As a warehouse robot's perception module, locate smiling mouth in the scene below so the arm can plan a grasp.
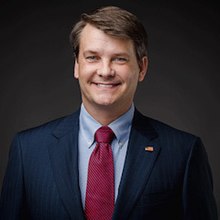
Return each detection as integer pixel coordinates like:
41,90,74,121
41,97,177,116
93,83,120,88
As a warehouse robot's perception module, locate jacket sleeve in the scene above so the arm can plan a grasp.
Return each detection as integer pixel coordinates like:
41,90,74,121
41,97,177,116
0,134,29,220
182,137,218,220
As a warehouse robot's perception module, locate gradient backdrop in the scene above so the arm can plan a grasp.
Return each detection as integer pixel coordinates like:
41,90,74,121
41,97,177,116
1,0,220,215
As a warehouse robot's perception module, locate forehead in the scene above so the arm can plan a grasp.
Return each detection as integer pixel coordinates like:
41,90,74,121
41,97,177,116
79,24,135,55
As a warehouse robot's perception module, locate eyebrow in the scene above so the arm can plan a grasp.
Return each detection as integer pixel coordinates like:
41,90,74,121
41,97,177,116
83,50,130,57
83,50,98,54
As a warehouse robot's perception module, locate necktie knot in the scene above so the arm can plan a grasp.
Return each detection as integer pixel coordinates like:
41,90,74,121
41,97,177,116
95,126,115,144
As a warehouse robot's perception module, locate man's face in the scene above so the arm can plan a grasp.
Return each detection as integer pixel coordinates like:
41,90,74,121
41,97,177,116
74,24,148,115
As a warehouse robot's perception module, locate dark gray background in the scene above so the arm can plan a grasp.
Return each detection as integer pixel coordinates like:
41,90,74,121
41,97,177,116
1,0,220,214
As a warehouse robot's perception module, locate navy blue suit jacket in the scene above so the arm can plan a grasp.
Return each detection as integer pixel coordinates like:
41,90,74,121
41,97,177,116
0,109,218,219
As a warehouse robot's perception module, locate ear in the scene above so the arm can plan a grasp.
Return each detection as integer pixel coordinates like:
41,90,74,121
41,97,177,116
74,60,79,79
138,56,148,82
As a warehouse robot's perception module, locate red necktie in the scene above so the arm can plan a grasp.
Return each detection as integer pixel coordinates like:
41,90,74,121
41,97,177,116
85,126,115,220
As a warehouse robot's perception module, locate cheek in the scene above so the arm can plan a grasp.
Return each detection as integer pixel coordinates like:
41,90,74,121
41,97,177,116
125,72,140,91
126,70,140,84
77,63,97,79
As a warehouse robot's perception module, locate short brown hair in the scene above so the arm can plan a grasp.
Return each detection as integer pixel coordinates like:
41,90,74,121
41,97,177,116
69,6,148,64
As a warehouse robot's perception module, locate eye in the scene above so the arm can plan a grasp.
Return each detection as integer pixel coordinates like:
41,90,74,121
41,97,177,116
86,56,99,62
112,57,128,64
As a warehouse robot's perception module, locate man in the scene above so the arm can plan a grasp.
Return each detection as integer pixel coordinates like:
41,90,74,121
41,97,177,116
0,6,218,220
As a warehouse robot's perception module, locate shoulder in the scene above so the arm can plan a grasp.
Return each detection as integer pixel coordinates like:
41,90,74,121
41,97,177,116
133,109,200,145
133,110,206,162
14,109,80,143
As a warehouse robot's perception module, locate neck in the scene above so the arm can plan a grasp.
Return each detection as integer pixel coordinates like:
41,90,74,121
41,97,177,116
83,103,132,125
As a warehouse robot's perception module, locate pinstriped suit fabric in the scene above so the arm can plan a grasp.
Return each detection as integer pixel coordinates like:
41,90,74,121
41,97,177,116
0,110,218,220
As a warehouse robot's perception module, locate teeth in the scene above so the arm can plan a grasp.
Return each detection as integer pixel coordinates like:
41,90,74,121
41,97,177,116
97,84,114,88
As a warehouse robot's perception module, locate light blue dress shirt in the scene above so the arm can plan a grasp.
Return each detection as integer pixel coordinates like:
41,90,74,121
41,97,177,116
78,104,134,208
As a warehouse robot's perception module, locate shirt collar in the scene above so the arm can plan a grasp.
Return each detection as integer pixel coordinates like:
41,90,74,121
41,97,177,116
108,104,134,146
79,103,134,148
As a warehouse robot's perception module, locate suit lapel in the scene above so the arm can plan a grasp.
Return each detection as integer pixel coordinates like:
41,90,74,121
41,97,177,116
48,110,85,220
47,109,160,220
113,110,161,220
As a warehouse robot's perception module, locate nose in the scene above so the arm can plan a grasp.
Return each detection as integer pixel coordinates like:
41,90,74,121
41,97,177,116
97,59,115,77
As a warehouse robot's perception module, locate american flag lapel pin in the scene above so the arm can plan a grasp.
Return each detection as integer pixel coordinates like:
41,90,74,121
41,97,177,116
145,146,154,152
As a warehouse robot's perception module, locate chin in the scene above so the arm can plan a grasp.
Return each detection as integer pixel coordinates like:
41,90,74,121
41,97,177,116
92,99,117,108
96,101,115,107
94,96,116,106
